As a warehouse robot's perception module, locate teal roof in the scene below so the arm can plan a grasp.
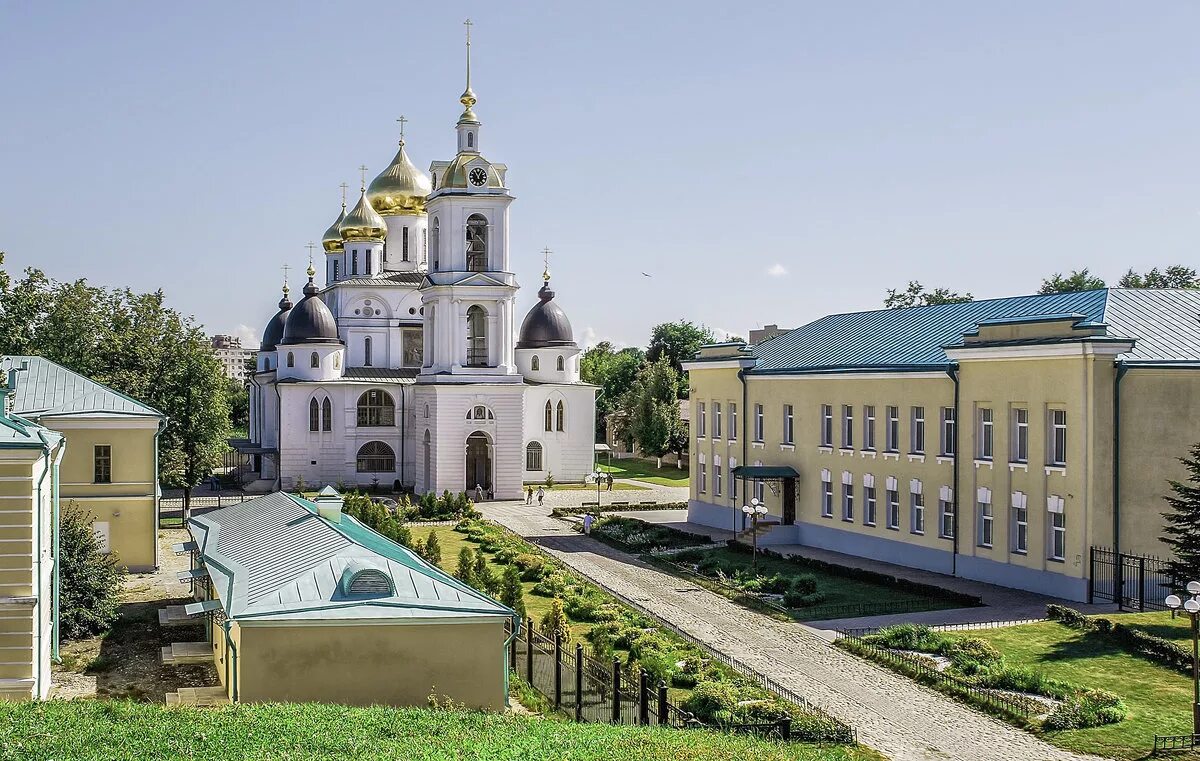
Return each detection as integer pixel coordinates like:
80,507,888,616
188,491,515,623
5,356,163,419
0,410,61,449
751,289,1200,373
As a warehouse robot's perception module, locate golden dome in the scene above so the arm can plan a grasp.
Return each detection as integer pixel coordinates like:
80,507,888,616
321,204,346,253
367,141,431,216
340,188,388,242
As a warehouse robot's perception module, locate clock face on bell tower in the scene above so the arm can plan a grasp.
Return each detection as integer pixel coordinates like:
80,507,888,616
469,167,487,186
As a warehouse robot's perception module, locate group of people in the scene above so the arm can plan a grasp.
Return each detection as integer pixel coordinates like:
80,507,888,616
524,485,546,506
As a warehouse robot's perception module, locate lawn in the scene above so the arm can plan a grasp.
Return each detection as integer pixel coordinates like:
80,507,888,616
1105,609,1192,646
0,701,883,761
599,459,689,487
956,620,1196,759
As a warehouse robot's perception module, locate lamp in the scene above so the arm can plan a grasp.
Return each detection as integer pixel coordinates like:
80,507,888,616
1166,583,1200,733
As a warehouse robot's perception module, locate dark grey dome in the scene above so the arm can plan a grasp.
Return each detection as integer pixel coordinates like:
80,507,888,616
260,290,294,351
517,282,577,349
280,279,340,345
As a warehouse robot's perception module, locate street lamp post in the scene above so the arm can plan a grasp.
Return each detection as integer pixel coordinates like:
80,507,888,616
741,498,768,575
1166,580,1200,735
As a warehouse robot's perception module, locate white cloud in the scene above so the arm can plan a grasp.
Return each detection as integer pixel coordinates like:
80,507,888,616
581,326,629,350
231,324,258,348
766,263,788,277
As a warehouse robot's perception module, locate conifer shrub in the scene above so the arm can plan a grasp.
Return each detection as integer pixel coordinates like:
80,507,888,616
455,547,476,587
500,564,526,619
539,597,570,642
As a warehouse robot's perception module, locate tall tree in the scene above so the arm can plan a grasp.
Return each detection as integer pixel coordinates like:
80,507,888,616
621,358,686,468
884,281,973,309
646,321,714,379
580,342,644,442
1038,269,1106,294
1118,265,1200,289
1161,443,1200,584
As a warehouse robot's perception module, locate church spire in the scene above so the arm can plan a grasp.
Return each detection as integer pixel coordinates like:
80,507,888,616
459,19,478,125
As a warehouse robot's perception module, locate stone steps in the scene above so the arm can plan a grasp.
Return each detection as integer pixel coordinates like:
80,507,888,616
157,605,195,627
165,686,228,706
160,641,211,665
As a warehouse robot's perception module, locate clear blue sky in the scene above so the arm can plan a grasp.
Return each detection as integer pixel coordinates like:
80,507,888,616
2,2,1197,348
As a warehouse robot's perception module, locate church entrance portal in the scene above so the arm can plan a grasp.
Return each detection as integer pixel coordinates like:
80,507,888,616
465,432,492,493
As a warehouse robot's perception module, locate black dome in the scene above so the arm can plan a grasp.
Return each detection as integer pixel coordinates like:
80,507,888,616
260,291,294,351
517,282,577,349
280,280,340,345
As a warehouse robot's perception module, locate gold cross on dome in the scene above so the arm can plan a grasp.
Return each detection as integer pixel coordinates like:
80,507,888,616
305,242,317,262
339,182,349,205
541,247,552,282
396,115,408,142
358,164,369,189
281,263,291,287
464,18,473,43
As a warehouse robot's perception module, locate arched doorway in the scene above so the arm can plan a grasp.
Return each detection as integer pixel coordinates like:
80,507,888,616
465,431,491,493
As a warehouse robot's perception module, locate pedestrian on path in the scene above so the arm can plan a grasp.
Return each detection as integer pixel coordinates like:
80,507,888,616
475,483,484,503
582,512,595,535
606,473,614,491
525,486,533,505
536,486,545,506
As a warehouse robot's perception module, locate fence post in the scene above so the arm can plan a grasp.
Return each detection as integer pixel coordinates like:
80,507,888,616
553,632,562,710
1116,552,1125,611
574,643,583,722
1087,546,1095,604
1139,556,1147,612
611,657,621,724
638,669,649,725
658,680,668,726
510,622,518,670
525,617,534,685
780,715,791,742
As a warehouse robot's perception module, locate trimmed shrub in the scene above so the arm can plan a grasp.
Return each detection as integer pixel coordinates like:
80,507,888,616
513,553,548,581
1044,689,1128,730
781,590,826,608
500,564,526,619
863,624,947,652
942,638,1003,675
789,574,819,595
454,547,476,587
681,680,742,724
540,598,570,642
973,665,1073,700
1046,604,1094,630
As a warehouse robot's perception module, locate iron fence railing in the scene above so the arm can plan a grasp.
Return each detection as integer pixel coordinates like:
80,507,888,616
837,618,1047,639
1089,546,1177,611
1154,733,1200,752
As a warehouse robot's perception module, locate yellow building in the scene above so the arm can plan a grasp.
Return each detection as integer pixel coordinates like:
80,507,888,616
184,488,517,708
684,289,1200,602
0,374,65,700
8,357,165,572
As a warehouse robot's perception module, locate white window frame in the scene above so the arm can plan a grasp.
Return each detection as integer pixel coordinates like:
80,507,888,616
978,407,994,460
1049,409,1067,466
910,407,925,454
1048,495,1066,560
1012,407,1029,463
729,403,738,441
713,403,722,440
820,404,833,447
886,406,900,452
841,471,854,521
783,404,795,445
864,476,877,526
977,487,993,548
864,405,876,451
940,407,956,456
697,402,706,438
842,405,854,449
713,455,723,496
938,485,954,539
910,479,924,534
754,460,765,503
753,404,764,442
697,452,707,493
1011,490,1028,554
820,469,833,518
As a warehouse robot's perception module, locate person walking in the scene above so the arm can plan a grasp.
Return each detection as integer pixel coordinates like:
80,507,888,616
536,485,545,506
525,485,533,505
475,483,484,503
582,512,595,535
606,473,614,491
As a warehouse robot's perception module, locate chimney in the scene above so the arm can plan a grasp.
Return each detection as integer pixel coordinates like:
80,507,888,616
313,485,344,523
4,360,28,415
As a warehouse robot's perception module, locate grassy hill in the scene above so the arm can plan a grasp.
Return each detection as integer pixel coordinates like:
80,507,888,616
0,701,880,761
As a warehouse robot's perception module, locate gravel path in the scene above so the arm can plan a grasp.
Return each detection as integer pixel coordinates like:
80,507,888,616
479,502,1102,761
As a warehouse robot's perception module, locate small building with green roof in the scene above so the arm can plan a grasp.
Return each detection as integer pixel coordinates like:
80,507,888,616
185,488,517,708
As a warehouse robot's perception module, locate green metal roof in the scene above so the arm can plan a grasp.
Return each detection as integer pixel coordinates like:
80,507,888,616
187,491,515,623
5,356,163,419
750,289,1200,373
730,465,800,479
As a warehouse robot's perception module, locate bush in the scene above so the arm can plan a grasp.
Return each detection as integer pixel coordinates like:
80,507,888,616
789,574,818,595
681,680,742,724
1044,689,1128,730
1046,604,1094,630
942,638,1003,675
500,565,526,619
59,505,123,640
421,529,442,565
540,598,570,642
781,590,827,608
513,553,548,581
975,665,1073,700
531,572,569,598
864,624,947,652
455,547,475,587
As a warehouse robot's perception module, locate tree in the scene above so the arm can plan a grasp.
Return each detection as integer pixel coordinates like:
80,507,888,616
540,597,570,642
500,564,526,619
455,546,476,587
1118,265,1200,289
622,359,686,468
647,321,715,396
474,553,500,596
884,281,973,309
1161,443,1200,584
422,529,442,566
160,335,230,522
1038,269,1105,294
581,342,644,442
58,503,123,640
226,379,249,436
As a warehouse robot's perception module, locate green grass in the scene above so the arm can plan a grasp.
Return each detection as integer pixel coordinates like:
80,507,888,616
599,459,689,487
0,701,882,761
956,621,1195,759
1105,609,1193,646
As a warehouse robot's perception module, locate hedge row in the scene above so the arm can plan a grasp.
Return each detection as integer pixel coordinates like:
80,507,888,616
1046,604,1193,676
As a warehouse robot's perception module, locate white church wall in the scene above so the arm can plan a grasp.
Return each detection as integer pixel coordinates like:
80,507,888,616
522,383,596,484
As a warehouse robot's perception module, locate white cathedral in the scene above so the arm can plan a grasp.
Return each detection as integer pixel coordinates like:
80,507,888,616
239,42,597,500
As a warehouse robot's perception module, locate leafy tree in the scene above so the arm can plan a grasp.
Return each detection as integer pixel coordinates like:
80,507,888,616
1161,443,1200,584
422,529,442,566
161,336,230,521
1118,265,1200,289
58,503,123,640
622,359,687,468
581,342,644,442
455,546,476,587
646,321,715,395
226,379,249,436
540,597,570,642
500,564,527,619
1038,269,1105,294
884,281,973,309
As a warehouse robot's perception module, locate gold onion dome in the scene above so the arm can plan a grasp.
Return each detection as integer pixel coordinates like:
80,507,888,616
321,203,346,253
339,188,388,242
367,141,432,216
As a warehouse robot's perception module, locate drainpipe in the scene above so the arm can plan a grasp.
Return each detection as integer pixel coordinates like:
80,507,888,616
947,367,960,576
33,430,59,693
153,417,167,570
502,616,521,708
737,367,749,537
50,439,62,663
1112,361,1129,558
274,382,283,491
400,386,406,491
222,618,239,701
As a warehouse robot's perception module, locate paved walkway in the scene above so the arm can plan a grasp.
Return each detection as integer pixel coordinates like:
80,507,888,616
516,480,689,510
479,502,1101,761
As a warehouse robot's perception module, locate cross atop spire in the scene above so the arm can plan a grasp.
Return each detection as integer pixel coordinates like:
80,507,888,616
541,247,552,282
464,18,473,90
459,18,478,120
281,263,291,294
358,164,369,191
396,115,408,144
339,182,349,208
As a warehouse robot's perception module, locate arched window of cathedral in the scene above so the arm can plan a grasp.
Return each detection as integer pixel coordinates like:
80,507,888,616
309,398,320,432
525,442,543,471
322,397,332,431
531,355,540,371
466,214,488,272
467,131,474,148
465,405,495,421
287,352,295,368
356,441,395,472
352,250,359,276
431,217,440,269
310,352,319,369
431,173,437,191
466,306,487,367
557,355,565,372
544,401,553,432
366,250,373,274
556,400,566,432
364,336,373,367
357,390,395,427
423,404,429,419
333,261,340,281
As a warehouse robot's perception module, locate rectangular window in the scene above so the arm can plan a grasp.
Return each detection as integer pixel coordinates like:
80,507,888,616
842,482,854,521
939,499,954,539
886,406,899,452
714,463,722,496
713,403,722,440
887,489,900,529
402,227,410,261
1050,410,1067,466
1050,512,1066,560
820,404,833,447
910,407,925,454
365,250,373,273
783,404,794,444
842,405,854,449
978,408,994,460
940,407,956,456
821,478,833,518
911,490,925,534
697,403,706,437
352,250,359,275
93,445,112,484
864,405,876,450
753,404,764,442
333,261,340,281
978,502,993,548
1013,504,1028,553
865,485,877,526
1012,408,1029,463
698,461,707,493
729,403,738,440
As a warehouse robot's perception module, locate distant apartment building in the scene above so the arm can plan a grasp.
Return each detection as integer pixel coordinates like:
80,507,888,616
211,335,255,384
748,324,792,345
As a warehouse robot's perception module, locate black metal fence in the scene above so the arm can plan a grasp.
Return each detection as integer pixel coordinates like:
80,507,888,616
1089,546,1176,611
1154,733,1200,753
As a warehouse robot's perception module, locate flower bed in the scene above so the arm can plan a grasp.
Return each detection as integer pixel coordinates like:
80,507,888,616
587,516,714,553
